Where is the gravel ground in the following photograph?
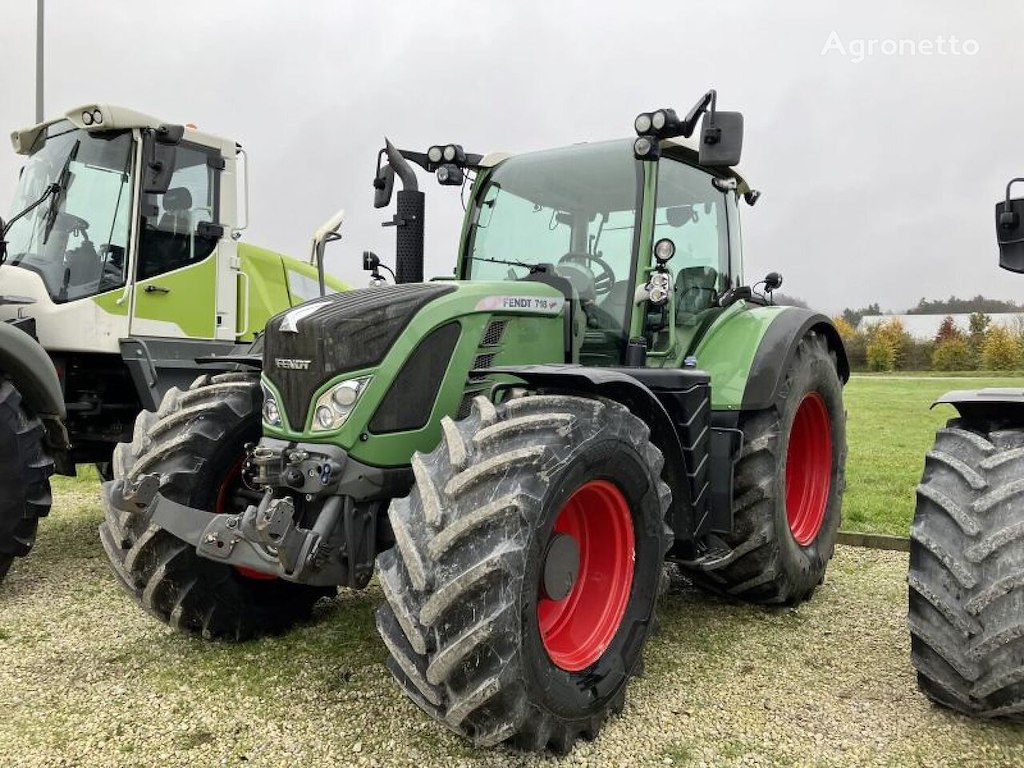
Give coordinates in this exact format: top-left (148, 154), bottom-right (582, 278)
top-left (1, 483), bottom-right (1022, 768)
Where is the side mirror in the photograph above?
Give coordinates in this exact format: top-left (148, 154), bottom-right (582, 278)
top-left (141, 125), bottom-right (184, 195)
top-left (997, 186), bottom-right (1024, 273)
top-left (699, 111), bottom-right (743, 167)
top-left (374, 164), bottom-right (395, 209)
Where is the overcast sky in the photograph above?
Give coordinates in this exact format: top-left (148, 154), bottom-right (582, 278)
top-left (1, 1), bottom-right (1020, 314)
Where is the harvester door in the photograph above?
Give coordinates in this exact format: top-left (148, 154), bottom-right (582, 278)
top-left (130, 143), bottom-right (223, 340)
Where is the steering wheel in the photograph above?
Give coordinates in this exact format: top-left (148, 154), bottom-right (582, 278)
top-left (558, 251), bottom-right (616, 297)
top-left (52, 211), bottom-right (89, 235)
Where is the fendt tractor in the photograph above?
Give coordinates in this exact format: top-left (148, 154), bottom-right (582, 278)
top-left (0, 104), bottom-right (346, 582)
top-left (102, 91), bottom-right (849, 752)
top-left (909, 177), bottom-right (1024, 720)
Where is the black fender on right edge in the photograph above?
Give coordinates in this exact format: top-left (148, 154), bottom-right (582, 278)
top-left (931, 388), bottom-right (1024, 425)
top-left (741, 308), bottom-right (850, 411)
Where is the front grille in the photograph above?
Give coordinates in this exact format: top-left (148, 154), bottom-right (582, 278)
top-left (455, 318), bottom-right (507, 422)
top-left (481, 319), bottom-right (507, 347)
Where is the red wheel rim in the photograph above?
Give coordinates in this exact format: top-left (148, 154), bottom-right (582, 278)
top-left (538, 479), bottom-right (634, 672)
top-left (785, 393), bottom-right (833, 547)
top-left (216, 456), bottom-right (276, 581)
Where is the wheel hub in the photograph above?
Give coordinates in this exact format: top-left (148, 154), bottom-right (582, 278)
top-left (541, 533), bottom-right (580, 601)
top-left (785, 392), bottom-right (833, 547)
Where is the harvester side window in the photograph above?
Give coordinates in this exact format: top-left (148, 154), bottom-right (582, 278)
top-left (137, 144), bottom-right (220, 280)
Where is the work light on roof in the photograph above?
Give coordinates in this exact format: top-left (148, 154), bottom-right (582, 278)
top-left (81, 110), bottom-right (94, 126)
top-left (427, 145), bottom-right (443, 163)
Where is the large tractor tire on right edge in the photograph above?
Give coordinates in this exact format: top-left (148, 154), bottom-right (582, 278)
top-left (680, 331), bottom-right (846, 604)
top-left (99, 372), bottom-right (333, 640)
top-left (909, 420), bottom-right (1024, 719)
top-left (0, 380), bottom-right (54, 584)
top-left (375, 395), bottom-right (671, 753)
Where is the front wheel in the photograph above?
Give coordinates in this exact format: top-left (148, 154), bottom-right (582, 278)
top-left (99, 372), bottom-right (333, 640)
top-left (375, 395), bottom-right (671, 752)
top-left (0, 380), bottom-right (54, 584)
top-left (681, 331), bottom-right (847, 604)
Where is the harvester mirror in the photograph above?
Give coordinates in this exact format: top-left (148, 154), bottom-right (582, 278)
top-left (997, 179), bottom-right (1024, 273)
top-left (141, 125), bottom-right (184, 195)
top-left (373, 164), bottom-right (395, 209)
top-left (699, 111), bottom-right (743, 167)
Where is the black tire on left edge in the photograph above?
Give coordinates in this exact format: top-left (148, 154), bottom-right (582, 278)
top-left (99, 372), bottom-right (333, 640)
top-left (0, 379), bottom-right (54, 584)
top-left (375, 395), bottom-right (671, 752)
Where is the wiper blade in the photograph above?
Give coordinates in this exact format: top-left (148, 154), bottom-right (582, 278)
top-left (42, 139), bottom-right (80, 244)
top-left (468, 255), bottom-right (544, 272)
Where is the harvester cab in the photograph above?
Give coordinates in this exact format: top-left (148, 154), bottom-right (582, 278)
top-left (102, 91), bottom-right (849, 753)
top-left (0, 104), bottom-right (346, 583)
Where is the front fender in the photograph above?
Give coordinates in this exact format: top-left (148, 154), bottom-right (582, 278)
top-left (933, 388), bottom-right (1024, 424)
top-left (0, 321), bottom-right (65, 419)
top-left (693, 303), bottom-right (849, 411)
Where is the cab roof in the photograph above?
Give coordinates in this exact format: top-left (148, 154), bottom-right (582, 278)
top-left (478, 134), bottom-right (750, 194)
top-left (10, 104), bottom-right (233, 155)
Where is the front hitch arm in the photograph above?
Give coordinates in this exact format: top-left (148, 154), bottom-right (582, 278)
top-left (104, 475), bottom-right (345, 587)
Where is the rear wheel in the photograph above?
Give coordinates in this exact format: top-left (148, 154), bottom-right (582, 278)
top-left (375, 395), bottom-right (671, 752)
top-left (681, 331), bottom-right (846, 604)
top-left (0, 380), bottom-right (54, 584)
top-left (99, 372), bottom-right (333, 640)
top-left (910, 420), bottom-right (1024, 719)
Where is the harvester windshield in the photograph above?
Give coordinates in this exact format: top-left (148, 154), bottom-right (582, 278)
top-left (466, 140), bottom-right (640, 339)
top-left (6, 120), bottom-right (135, 302)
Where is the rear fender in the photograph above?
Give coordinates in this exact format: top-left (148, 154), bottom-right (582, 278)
top-left (694, 304), bottom-right (849, 411)
top-left (0, 321), bottom-right (70, 454)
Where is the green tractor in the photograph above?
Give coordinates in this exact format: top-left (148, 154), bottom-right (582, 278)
top-left (102, 90), bottom-right (849, 751)
top-left (909, 177), bottom-right (1024, 719)
top-left (0, 104), bottom-right (346, 582)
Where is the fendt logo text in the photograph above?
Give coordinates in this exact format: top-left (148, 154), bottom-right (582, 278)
top-left (275, 358), bottom-right (313, 370)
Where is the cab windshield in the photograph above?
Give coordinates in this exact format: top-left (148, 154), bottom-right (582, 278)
top-left (6, 121), bottom-right (135, 303)
top-left (466, 140), bottom-right (641, 344)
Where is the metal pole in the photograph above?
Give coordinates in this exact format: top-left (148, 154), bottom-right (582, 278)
top-left (35, 0), bottom-right (44, 123)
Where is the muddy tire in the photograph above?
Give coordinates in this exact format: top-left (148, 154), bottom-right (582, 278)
top-left (681, 331), bottom-right (846, 604)
top-left (0, 380), bottom-right (54, 584)
top-left (375, 395), bottom-right (671, 752)
top-left (99, 372), bottom-right (333, 640)
top-left (909, 420), bottom-right (1024, 719)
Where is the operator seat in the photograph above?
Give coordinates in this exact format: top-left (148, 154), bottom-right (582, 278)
top-left (675, 266), bottom-right (718, 325)
top-left (154, 187), bottom-right (194, 270)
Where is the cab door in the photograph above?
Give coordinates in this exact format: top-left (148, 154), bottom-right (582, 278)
top-left (129, 142), bottom-right (224, 340)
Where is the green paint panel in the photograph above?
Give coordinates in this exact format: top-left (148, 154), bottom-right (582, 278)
top-left (263, 281), bottom-right (565, 467)
top-left (238, 244), bottom-right (349, 341)
top-left (692, 302), bottom-right (787, 409)
top-left (92, 286), bottom-right (130, 316)
top-left (134, 256), bottom-right (217, 338)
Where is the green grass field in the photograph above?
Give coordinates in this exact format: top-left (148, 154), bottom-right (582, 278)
top-left (843, 373), bottom-right (1021, 535)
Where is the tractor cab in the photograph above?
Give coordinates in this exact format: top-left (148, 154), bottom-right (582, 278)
top-left (374, 90), bottom-right (759, 372)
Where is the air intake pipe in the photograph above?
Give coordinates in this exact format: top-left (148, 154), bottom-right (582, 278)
top-left (384, 139), bottom-right (425, 284)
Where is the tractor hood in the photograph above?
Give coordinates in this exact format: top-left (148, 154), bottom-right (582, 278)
top-left (259, 280), bottom-right (568, 465)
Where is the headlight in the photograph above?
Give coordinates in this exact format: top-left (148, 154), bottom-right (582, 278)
top-left (92, 109), bottom-right (103, 125)
top-left (261, 382), bottom-right (283, 427)
top-left (310, 376), bottom-right (371, 432)
top-left (82, 110), bottom-right (94, 126)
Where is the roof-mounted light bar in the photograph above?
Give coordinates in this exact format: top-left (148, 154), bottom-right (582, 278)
top-left (633, 89), bottom-right (744, 168)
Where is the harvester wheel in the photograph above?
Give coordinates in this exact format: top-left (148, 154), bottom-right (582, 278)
top-left (375, 394), bottom-right (671, 752)
top-left (909, 420), bottom-right (1024, 719)
top-left (0, 380), bottom-right (54, 584)
top-left (99, 372), bottom-right (333, 640)
top-left (682, 331), bottom-right (845, 604)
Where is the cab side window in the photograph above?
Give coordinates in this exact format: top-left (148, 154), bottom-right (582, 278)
top-left (652, 159), bottom-right (730, 323)
top-left (137, 144), bottom-right (220, 279)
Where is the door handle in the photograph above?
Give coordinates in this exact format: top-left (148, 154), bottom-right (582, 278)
top-left (144, 285), bottom-right (170, 294)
